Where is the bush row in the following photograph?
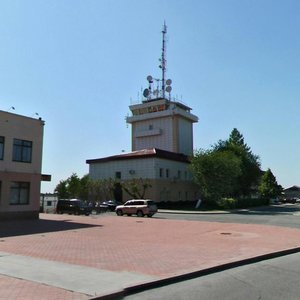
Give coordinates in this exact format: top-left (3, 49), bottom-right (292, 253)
top-left (217, 197), bottom-right (269, 209)
top-left (157, 198), bottom-right (269, 210)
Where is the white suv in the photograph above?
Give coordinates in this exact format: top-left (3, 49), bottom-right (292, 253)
top-left (115, 199), bottom-right (157, 217)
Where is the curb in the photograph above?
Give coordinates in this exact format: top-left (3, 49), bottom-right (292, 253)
top-left (158, 209), bottom-right (230, 215)
top-left (90, 246), bottom-right (300, 300)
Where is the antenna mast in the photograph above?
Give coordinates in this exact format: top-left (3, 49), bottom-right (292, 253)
top-left (143, 23), bottom-right (172, 102)
top-left (161, 22), bottom-right (167, 99)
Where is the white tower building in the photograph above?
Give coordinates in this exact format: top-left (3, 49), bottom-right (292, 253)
top-left (127, 23), bottom-right (198, 155)
top-left (87, 23), bottom-right (199, 203)
top-left (127, 99), bottom-right (198, 156)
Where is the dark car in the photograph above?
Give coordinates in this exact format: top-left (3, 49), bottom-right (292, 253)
top-left (102, 200), bottom-right (121, 212)
top-left (56, 199), bottom-right (92, 216)
top-left (282, 198), bottom-right (297, 204)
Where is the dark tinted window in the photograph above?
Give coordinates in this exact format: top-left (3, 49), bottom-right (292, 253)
top-left (10, 182), bottom-right (30, 205)
top-left (0, 136), bottom-right (4, 160)
top-left (13, 139), bottom-right (32, 163)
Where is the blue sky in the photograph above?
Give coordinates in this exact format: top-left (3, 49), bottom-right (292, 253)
top-left (1, 0), bottom-right (300, 192)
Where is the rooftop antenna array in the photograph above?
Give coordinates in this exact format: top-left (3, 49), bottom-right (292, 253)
top-left (142, 22), bottom-right (172, 101)
top-left (160, 22), bottom-right (167, 99)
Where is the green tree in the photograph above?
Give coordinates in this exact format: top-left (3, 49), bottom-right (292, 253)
top-left (258, 168), bottom-right (282, 200)
top-left (79, 174), bottom-right (91, 200)
top-left (214, 128), bottom-right (261, 197)
top-left (55, 173), bottom-right (89, 200)
top-left (54, 180), bottom-right (69, 199)
top-left (190, 149), bottom-right (242, 205)
top-left (67, 173), bottom-right (81, 198)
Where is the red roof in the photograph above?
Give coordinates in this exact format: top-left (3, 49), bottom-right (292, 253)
top-left (86, 148), bottom-right (190, 164)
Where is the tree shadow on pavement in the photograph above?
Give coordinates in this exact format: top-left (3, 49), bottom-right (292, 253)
top-left (234, 204), bottom-right (300, 216)
top-left (0, 218), bottom-right (102, 238)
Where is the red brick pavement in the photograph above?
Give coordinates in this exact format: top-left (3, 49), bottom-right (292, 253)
top-left (0, 275), bottom-right (89, 300)
top-left (1, 213), bottom-right (300, 299)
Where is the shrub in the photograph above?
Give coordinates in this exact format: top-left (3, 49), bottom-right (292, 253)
top-left (157, 201), bottom-right (198, 210)
top-left (236, 197), bottom-right (269, 208)
top-left (217, 198), bottom-right (238, 209)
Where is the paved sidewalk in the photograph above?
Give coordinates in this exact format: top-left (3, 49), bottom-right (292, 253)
top-left (0, 213), bottom-right (300, 299)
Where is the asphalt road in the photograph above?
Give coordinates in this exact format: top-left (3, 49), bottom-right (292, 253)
top-left (124, 251), bottom-right (300, 300)
top-left (156, 203), bottom-right (300, 229)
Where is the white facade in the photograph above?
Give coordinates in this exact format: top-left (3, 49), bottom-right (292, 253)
top-left (89, 156), bottom-right (193, 182)
top-left (87, 97), bottom-right (200, 203)
top-left (40, 193), bottom-right (58, 213)
top-left (127, 99), bottom-right (198, 156)
top-left (87, 149), bottom-right (199, 203)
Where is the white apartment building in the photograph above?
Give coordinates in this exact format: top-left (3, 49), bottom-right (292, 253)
top-left (0, 110), bottom-right (49, 220)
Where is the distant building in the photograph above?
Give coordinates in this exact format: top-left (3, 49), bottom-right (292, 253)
top-left (283, 186), bottom-right (300, 199)
top-left (40, 193), bottom-right (58, 213)
top-left (86, 24), bottom-right (199, 203)
top-left (0, 110), bottom-right (50, 220)
top-left (87, 148), bottom-right (199, 203)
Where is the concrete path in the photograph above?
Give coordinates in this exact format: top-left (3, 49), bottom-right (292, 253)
top-left (0, 252), bottom-right (156, 297)
top-left (0, 213), bottom-right (300, 299)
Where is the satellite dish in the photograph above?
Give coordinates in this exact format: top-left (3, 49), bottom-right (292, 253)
top-left (166, 86), bottom-right (172, 93)
top-left (143, 89), bottom-right (150, 97)
top-left (147, 75), bottom-right (153, 82)
top-left (166, 79), bottom-right (172, 85)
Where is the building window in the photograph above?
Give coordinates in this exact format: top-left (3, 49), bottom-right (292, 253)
top-left (13, 139), bottom-right (32, 163)
top-left (47, 201), bottom-right (52, 206)
top-left (149, 124), bottom-right (153, 130)
top-left (0, 136), bottom-right (4, 160)
top-left (178, 170), bottom-right (181, 179)
top-left (166, 169), bottom-right (169, 178)
top-left (10, 182), bottom-right (30, 205)
top-left (178, 191), bottom-right (182, 201)
top-left (115, 171), bottom-right (121, 179)
top-left (159, 168), bottom-right (163, 178)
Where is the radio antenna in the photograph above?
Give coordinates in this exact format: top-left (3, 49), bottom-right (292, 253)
top-left (143, 22), bottom-right (172, 101)
top-left (160, 22), bottom-right (167, 99)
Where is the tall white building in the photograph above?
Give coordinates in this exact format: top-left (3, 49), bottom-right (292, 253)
top-left (127, 98), bottom-right (198, 156)
top-left (87, 24), bottom-right (199, 203)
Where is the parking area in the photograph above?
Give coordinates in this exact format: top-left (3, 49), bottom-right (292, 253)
top-left (0, 213), bottom-right (300, 299)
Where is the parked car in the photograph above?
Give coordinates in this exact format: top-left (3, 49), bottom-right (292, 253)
top-left (102, 200), bottom-right (121, 211)
top-left (93, 202), bottom-right (110, 213)
top-left (115, 199), bottom-right (157, 217)
top-left (282, 198), bottom-right (297, 204)
top-left (56, 199), bottom-right (92, 216)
